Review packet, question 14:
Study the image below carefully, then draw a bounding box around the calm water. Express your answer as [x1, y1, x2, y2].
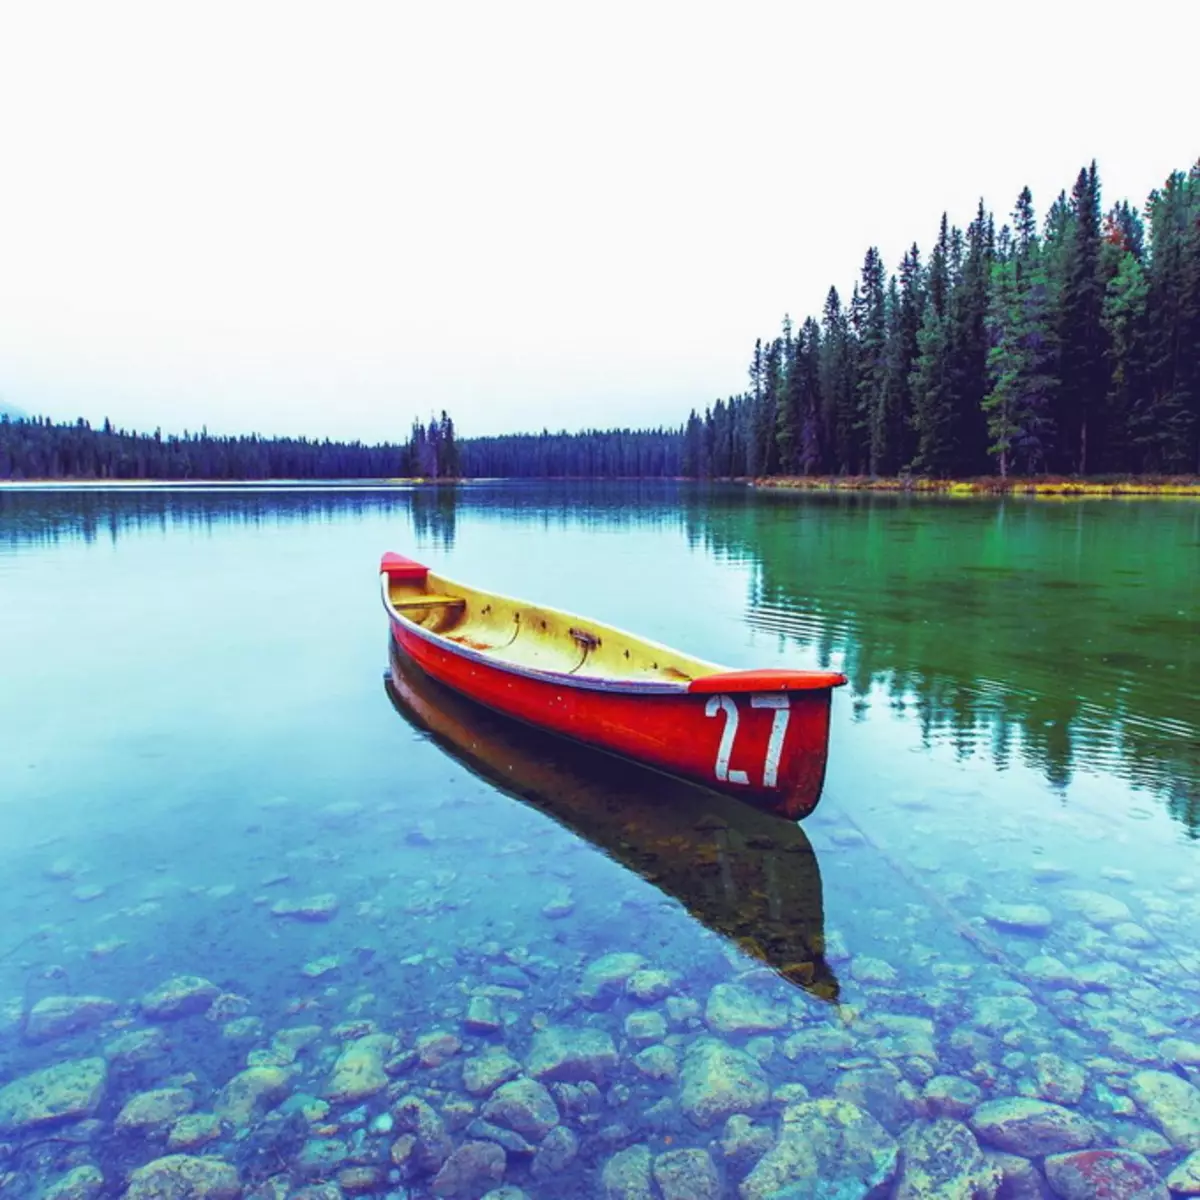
[0, 483, 1198, 1198]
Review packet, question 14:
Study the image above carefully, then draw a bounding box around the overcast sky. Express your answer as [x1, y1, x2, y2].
[0, 2, 1195, 442]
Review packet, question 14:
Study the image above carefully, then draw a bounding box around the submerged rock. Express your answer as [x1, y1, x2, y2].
[24, 994, 118, 1042]
[680, 1037, 770, 1129]
[167, 1112, 223, 1151]
[530, 1124, 578, 1179]
[393, 1094, 453, 1174]
[217, 1066, 293, 1124]
[417, 1030, 463, 1067]
[982, 902, 1053, 934]
[602, 1144, 653, 1200]
[632, 1044, 678, 1082]
[481, 1078, 559, 1141]
[578, 953, 647, 1008]
[115, 1087, 195, 1133]
[270, 893, 340, 921]
[895, 1118, 1002, 1199]
[43, 1164, 105, 1200]
[1060, 889, 1132, 927]
[140, 976, 220, 1020]
[1167, 1151, 1200, 1195]
[624, 1010, 667, 1045]
[326, 1034, 393, 1103]
[626, 969, 675, 1003]
[431, 1139, 505, 1197]
[1128, 1070, 1200, 1149]
[125, 1154, 241, 1200]
[527, 1025, 618, 1083]
[704, 983, 788, 1035]
[1043, 1149, 1166, 1200]
[721, 1113, 775, 1173]
[970, 1097, 1096, 1156]
[0, 1057, 108, 1132]
[923, 1075, 983, 1119]
[462, 1050, 523, 1097]
[740, 1099, 898, 1200]
[1033, 1053, 1087, 1105]
[653, 1147, 720, 1200]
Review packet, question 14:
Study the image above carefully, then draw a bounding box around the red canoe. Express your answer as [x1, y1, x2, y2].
[379, 552, 846, 819]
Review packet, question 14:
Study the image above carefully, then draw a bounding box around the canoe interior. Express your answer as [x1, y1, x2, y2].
[386, 571, 722, 686]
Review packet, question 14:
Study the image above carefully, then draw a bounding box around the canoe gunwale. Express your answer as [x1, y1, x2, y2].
[379, 573, 691, 696]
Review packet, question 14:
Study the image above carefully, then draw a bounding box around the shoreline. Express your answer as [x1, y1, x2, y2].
[752, 475, 1200, 498]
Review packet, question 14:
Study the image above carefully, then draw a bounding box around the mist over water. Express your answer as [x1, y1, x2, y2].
[0, 482, 1197, 1198]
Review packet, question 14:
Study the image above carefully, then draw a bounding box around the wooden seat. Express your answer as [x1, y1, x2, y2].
[394, 594, 466, 611]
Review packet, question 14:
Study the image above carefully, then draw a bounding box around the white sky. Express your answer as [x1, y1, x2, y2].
[0, 1, 1196, 442]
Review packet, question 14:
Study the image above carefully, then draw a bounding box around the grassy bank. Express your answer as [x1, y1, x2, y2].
[753, 475, 1200, 497]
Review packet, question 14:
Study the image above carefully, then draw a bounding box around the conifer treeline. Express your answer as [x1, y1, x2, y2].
[684, 161, 1200, 479]
[2, 160, 1196, 483]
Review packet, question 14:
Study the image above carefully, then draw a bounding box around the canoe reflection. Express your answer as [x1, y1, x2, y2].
[384, 644, 838, 1003]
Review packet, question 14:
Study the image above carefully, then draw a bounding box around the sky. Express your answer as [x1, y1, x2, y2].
[0, 2, 1196, 443]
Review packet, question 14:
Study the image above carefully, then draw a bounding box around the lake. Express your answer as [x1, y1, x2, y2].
[0, 482, 1197, 1199]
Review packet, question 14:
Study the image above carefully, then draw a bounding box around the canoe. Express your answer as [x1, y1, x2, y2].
[384, 643, 837, 1000]
[379, 552, 847, 820]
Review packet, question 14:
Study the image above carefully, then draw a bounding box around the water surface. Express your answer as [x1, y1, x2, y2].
[0, 483, 1197, 1198]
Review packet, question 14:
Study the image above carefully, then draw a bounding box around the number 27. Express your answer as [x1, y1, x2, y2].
[704, 693, 790, 788]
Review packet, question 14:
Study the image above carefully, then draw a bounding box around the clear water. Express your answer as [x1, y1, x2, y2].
[1, 482, 1197, 1198]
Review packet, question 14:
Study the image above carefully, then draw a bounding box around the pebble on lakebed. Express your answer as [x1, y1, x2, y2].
[3, 908, 1197, 1199]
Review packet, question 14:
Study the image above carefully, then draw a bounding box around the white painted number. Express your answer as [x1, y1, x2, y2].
[704, 693, 791, 788]
[704, 694, 749, 785]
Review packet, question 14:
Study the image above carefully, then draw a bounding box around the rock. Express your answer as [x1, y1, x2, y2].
[338, 1167, 385, 1195]
[43, 1165, 105, 1200]
[1128, 1070, 1200, 1149]
[985, 1151, 1049, 1199]
[541, 888, 575, 919]
[624, 1010, 667, 1045]
[1043, 1149, 1166, 1199]
[217, 1066, 292, 1124]
[782, 1026, 855, 1058]
[633, 1044, 678, 1082]
[721, 1113, 774, 1173]
[270, 893, 339, 921]
[1161, 1039, 1200, 1068]
[482, 1190, 531, 1200]
[740, 1099, 898, 1200]
[527, 1026, 619, 1083]
[103, 1026, 167, 1064]
[895, 1118, 1003, 1199]
[1034, 1053, 1087, 1106]
[125, 1154, 241, 1199]
[653, 1147, 720, 1200]
[680, 1037, 770, 1129]
[983, 903, 1054, 934]
[972, 995, 1038, 1034]
[1167, 1151, 1200, 1194]
[579, 953, 646, 1008]
[463, 1050, 523, 1097]
[481, 1078, 559, 1141]
[0, 1057, 107, 1132]
[626, 970, 675, 1003]
[393, 1094, 453, 1173]
[301, 956, 340, 979]
[970, 1097, 1096, 1156]
[24, 995, 119, 1042]
[851, 956, 900, 986]
[531, 1124, 578, 1179]
[115, 1087, 195, 1132]
[168, 1112, 223, 1151]
[924, 1075, 983, 1119]
[417, 1030, 463, 1067]
[140, 976, 220, 1020]
[665, 996, 701, 1025]
[704, 983, 788, 1035]
[465, 995, 503, 1034]
[602, 1144, 653, 1200]
[431, 1140, 506, 1197]
[1024, 955, 1077, 987]
[297, 1136, 348, 1178]
[326, 1034, 393, 1103]
[833, 1065, 921, 1134]
[1060, 890, 1132, 927]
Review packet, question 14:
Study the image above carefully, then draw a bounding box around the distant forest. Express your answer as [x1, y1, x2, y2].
[1, 159, 1196, 482]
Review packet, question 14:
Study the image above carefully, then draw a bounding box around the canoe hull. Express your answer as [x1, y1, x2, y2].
[387, 616, 835, 819]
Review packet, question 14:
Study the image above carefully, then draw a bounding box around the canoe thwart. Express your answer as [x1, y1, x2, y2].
[393, 594, 467, 611]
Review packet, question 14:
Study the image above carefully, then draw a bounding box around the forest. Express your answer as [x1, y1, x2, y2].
[1, 160, 1196, 482]
[684, 161, 1200, 480]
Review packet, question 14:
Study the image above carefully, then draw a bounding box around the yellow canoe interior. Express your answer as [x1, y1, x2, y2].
[385, 571, 722, 685]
